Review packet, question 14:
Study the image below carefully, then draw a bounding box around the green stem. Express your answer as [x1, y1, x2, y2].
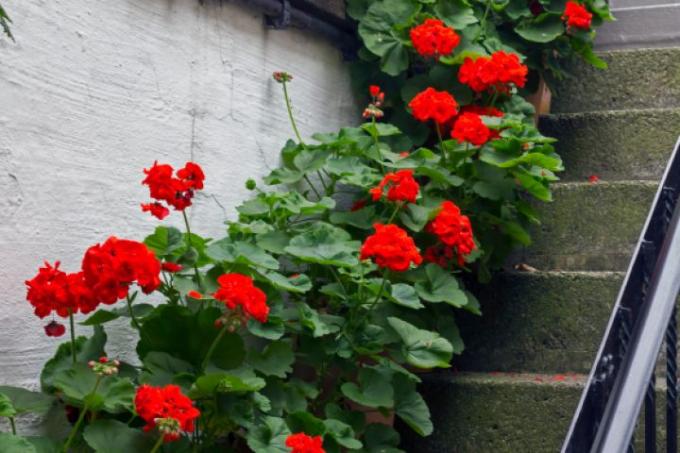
[387, 203, 402, 224]
[371, 117, 385, 173]
[62, 376, 102, 453]
[475, 0, 493, 42]
[150, 436, 164, 453]
[181, 210, 203, 291]
[489, 90, 499, 108]
[126, 295, 141, 330]
[435, 122, 448, 166]
[303, 175, 322, 200]
[282, 81, 305, 145]
[9, 417, 16, 435]
[68, 310, 76, 365]
[201, 324, 229, 372]
[367, 271, 389, 314]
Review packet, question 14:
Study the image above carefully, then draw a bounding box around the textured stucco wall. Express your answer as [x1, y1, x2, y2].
[0, 0, 355, 390]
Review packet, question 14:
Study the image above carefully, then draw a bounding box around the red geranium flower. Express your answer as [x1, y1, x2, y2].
[161, 262, 183, 273]
[25, 262, 97, 318]
[369, 169, 420, 204]
[44, 320, 66, 337]
[458, 51, 527, 93]
[409, 18, 460, 58]
[563, 1, 592, 29]
[213, 273, 269, 323]
[369, 85, 381, 97]
[588, 174, 600, 184]
[286, 433, 326, 453]
[360, 223, 423, 272]
[141, 202, 170, 220]
[134, 384, 200, 443]
[187, 290, 203, 299]
[426, 201, 476, 267]
[408, 87, 459, 125]
[141, 161, 205, 218]
[82, 237, 161, 305]
[451, 112, 492, 146]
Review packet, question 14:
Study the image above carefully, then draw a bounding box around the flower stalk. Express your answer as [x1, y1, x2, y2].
[61, 375, 103, 453]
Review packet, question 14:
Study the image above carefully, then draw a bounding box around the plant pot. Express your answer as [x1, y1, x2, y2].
[526, 76, 552, 122]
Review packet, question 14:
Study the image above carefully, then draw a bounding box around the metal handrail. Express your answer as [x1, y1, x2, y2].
[563, 136, 680, 452]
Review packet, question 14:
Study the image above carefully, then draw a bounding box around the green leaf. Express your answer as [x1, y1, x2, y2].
[387, 317, 453, 369]
[472, 181, 505, 201]
[0, 387, 54, 416]
[364, 424, 403, 452]
[206, 238, 280, 270]
[398, 203, 433, 232]
[246, 416, 291, 453]
[248, 317, 285, 341]
[324, 418, 363, 449]
[139, 352, 195, 387]
[79, 309, 120, 326]
[361, 122, 402, 137]
[341, 368, 394, 409]
[137, 305, 245, 370]
[190, 373, 265, 398]
[0, 434, 37, 453]
[435, 0, 479, 29]
[25, 437, 59, 453]
[329, 206, 377, 230]
[83, 420, 155, 452]
[284, 223, 360, 268]
[393, 375, 432, 436]
[296, 303, 342, 337]
[0, 393, 16, 417]
[414, 264, 468, 307]
[41, 326, 106, 392]
[286, 411, 327, 436]
[54, 364, 135, 413]
[144, 226, 184, 257]
[389, 284, 424, 309]
[513, 169, 552, 201]
[249, 341, 295, 378]
[261, 272, 312, 294]
[515, 14, 565, 43]
[257, 231, 291, 254]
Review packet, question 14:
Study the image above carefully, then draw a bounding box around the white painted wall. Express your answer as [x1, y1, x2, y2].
[0, 0, 355, 390]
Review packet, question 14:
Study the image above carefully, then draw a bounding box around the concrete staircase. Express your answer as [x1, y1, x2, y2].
[401, 47, 680, 452]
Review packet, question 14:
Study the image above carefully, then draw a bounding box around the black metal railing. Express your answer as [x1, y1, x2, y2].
[563, 136, 680, 453]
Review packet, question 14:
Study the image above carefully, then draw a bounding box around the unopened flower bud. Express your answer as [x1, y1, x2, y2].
[273, 71, 293, 83]
[245, 179, 257, 190]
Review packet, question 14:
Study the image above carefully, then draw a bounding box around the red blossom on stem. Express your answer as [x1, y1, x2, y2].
[141, 161, 205, 219]
[426, 201, 476, 267]
[451, 112, 492, 146]
[134, 384, 200, 443]
[369, 169, 420, 204]
[25, 262, 97, 319]
[161, 262, 183, 273]
[286, 433, 326, 453]
[360, 223, 423, 272]
[408, 87, 458, 125]
[563, 1, 592, 30]
[458, 51, 528, 94]
[213, 273, 269, 323]
[409, 18, 460, 59]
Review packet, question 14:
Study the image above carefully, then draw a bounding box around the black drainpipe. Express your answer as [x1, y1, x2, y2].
[202, 0, 358, 58]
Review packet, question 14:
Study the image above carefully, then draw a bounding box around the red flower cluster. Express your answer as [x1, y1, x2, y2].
[25, 262, 96, 319]
[141, 161, 205, 219]
[426, 201, 475, 267]
[213, 273, 269, 323]
[82, 237, 162, 305]
[458, 51, 528, 93]
[134, 384, 200, 442]
[286, 433, 325, 453]
[409, 18, 460, 58]
[360, 224, 423, 272]
[461, 105, 504, 118]
[369, 169, 420, 204]
[408, 87, 459, 125]
[451, 112, 492, 146]
[563, 1, 592, 30]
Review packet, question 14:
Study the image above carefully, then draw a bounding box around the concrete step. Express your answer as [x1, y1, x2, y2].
[401, 372, 676, 452]
[457, 271, 623, 374]
[540, 108, 680, 181]
[514, 180, 657, 271]
[550, 47, 680, 114]
[400, 372, 585, 452]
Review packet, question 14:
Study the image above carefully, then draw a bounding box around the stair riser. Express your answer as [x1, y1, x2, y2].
[550, 48, 680, 113]
[515, 181, 657, 271]
[458, 272, 622, 373]
[540, 109, 680, 181]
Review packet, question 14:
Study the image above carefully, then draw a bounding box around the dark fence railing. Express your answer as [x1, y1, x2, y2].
[563, 136, 680, 452]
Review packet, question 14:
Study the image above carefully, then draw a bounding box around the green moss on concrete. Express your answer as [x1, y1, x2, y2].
[400, 372, 584, 452]
[540, 108, 680, 181]
[550, 48, 680, 113]
[457, 271, 623, 373]
[515, 181, 657, 271]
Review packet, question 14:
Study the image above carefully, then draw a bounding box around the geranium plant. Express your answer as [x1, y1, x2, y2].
[0, 0, 611, 451]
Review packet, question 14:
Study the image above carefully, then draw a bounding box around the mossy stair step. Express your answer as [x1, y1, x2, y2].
[515, 180, 658, 271]
[457, 271, 623, 374]
[550, 47, 680, 114]
[402, 372, 677, 452]
[540, 108, 680, 181]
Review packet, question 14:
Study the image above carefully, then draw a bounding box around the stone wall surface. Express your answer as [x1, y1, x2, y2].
[0, 0, 355, 392]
